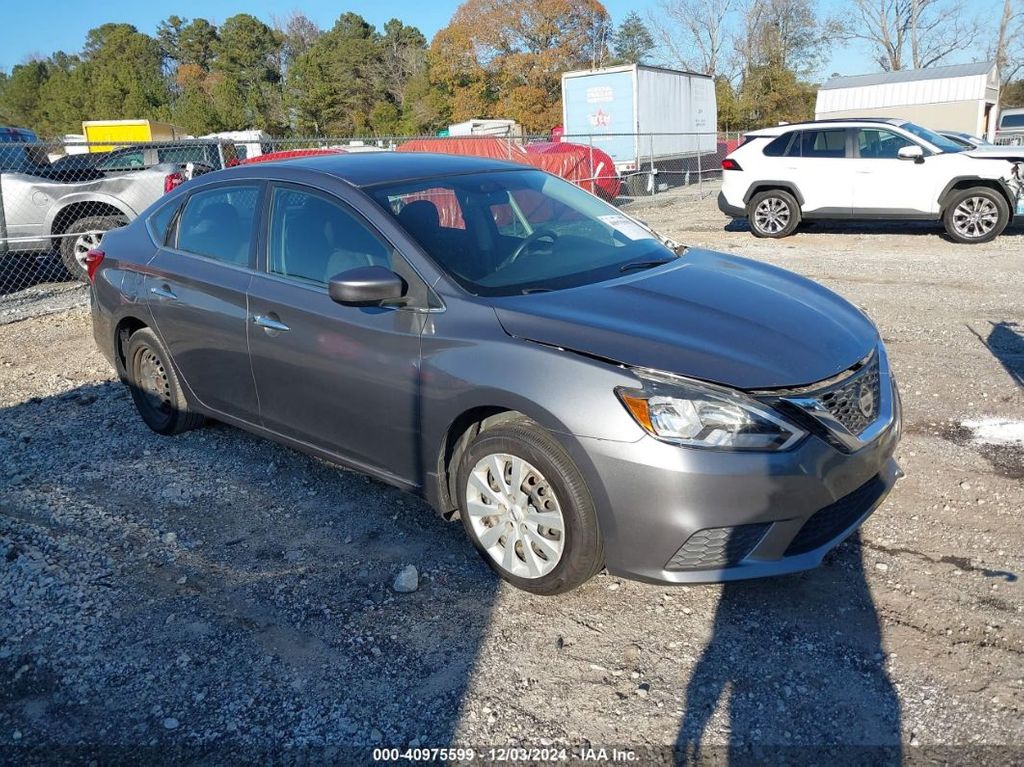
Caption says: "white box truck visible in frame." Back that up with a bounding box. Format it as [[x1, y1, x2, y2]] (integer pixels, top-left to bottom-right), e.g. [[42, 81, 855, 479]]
[[561, 64, 717, 194]]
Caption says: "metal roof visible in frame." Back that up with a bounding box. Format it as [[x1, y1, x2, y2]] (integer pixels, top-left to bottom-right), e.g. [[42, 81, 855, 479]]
[[820, 61, 995, 91]]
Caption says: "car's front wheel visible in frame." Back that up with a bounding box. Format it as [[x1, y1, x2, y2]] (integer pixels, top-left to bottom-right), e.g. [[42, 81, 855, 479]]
[[942, 187, 1010, 244], [456, 418, 603, 595], [125, 327, 205, 436], [748, 189, 801, 238]]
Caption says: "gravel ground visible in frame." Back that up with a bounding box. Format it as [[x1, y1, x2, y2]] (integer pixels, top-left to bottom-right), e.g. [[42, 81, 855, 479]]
[[1, 184, 1022, 761]]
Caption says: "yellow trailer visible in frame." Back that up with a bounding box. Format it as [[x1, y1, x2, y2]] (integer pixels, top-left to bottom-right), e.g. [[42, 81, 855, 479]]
[[81, 120, 186, 152]]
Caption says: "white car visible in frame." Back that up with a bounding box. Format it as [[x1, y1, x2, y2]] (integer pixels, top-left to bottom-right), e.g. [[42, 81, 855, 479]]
[[718, 118, 1024, 244]]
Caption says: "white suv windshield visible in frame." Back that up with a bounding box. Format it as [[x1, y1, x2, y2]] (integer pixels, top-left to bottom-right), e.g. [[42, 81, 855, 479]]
[[899, 122, 964, 153], [371, 170, 677, 296]]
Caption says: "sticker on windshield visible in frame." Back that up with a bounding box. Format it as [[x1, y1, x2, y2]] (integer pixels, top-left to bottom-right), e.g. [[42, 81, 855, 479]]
[[598, 214, 656, 241]]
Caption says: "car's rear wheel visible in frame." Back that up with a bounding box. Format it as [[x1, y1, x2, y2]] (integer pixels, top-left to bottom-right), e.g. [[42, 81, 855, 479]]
[[125, 327, 204, 435], [942, 187, 1009, 244], [748, 189, 801, 238], [456, 418, 603, 595], [59, 215, 129, 281]]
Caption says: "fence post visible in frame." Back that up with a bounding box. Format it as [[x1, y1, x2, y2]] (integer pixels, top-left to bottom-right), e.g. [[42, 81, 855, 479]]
[[588, 134, 595, 195], [0, 166, 6, 255], [649, 134, 654, 197], [697, 135, 703, 198]]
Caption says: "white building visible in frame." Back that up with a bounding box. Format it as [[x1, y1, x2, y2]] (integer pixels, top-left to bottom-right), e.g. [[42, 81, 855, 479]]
[[815, 62, 1000, 141]]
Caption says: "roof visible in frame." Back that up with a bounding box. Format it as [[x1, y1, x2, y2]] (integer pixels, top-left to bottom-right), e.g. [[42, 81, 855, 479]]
[[266, 151, 527, 187], [821, 61, 995, 91]]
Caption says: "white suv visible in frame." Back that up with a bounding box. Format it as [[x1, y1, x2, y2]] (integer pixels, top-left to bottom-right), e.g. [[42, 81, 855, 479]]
[[718, 118, 1024, 244]]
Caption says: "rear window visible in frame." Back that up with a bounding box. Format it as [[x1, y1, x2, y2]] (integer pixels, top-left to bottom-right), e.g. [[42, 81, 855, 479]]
[[175, 185, 260, 266], [763, 134, 795, 157], [1000, 113, 1024, 129], [147, 199, 182, 245], [797, 129, 846, 158]]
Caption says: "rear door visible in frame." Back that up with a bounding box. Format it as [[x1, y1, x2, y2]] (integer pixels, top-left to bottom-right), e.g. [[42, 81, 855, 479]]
[[773, 128, 854, 214], [144, 182, 263, 422], [246, 183, 428, 483]]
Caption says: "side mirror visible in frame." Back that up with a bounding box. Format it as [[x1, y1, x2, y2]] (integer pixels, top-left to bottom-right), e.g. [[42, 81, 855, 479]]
[[328, 265, 406, 306], [897, 145, 925, 162]]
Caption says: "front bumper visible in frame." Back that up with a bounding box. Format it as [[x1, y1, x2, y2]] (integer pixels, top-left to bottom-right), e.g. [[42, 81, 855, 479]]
[[562, 400, 901, 585]]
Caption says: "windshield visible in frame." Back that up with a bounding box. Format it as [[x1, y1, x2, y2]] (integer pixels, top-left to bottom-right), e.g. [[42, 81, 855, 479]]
[[371, 170, 676, 296], [900, 122, 965, 153]]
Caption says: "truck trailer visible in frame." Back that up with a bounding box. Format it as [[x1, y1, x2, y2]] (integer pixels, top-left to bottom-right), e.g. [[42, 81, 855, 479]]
[[82, 120, 187, 152], [561, 64, 717, 194]]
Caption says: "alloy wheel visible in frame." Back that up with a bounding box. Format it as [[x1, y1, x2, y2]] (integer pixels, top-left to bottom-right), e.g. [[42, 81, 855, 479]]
[[72, 230, 104, 270], [465, 453, 565, 579], [951, 197, 999, 240], [754, 197, 791, 234]]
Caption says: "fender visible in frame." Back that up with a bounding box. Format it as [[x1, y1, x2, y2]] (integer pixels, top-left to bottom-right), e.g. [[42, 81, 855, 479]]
[[44, 192, 138, 235], [937, 176, 1016, 212]]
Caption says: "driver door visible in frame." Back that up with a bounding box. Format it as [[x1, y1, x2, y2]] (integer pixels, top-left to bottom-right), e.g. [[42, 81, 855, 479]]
[[246, 183, 428, 484], [851, 128, 941, 215]]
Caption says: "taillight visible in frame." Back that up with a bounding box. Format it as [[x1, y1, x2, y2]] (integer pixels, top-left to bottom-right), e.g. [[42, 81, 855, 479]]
[[85, 249, 105, 283], [721, 158, 743, 171], [164, 171, 185, 193]]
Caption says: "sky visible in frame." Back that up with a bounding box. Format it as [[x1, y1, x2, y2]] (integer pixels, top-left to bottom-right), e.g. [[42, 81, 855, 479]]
[[0, 0, 991, 80]]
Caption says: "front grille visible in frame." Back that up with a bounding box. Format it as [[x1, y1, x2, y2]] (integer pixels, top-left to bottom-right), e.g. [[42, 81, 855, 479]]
[[814, 355, 881, 435], [666, 523, 770, 570], [785, 476, 887, 555]]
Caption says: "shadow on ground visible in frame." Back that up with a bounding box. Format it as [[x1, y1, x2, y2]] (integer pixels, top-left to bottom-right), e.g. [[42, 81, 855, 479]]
[[970, 320, 1024, 388], [0, 381, 499, 752], [676, 534, 902, 763]]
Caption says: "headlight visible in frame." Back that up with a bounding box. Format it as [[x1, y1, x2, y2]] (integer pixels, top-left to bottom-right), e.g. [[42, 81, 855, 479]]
[[616, 370, 806, 451]]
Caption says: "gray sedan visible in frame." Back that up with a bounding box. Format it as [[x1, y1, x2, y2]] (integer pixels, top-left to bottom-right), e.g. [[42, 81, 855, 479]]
[[89, 153, 902, 594]]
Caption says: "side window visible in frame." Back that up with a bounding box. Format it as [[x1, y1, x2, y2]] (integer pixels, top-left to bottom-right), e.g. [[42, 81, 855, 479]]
[[176, 185, 260, 266], [158, 146, 206, 166], [857, 129, 915, 159], [269, 186, 392, 285], [797, 129, 847, 158], [763, 133, 795, 157], [97, 148, 145, 170], [147, 199, 181, 245]]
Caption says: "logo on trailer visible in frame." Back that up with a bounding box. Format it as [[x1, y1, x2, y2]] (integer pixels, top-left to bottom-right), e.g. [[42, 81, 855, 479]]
[[589, 109, 611, 128]]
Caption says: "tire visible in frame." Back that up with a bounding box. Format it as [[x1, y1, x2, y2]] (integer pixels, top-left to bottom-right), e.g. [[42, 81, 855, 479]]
[[747, 189, 801, 238], [125, 327, 204, 436], [59, 215, 128, 281], [456, 418, 603, 595], [942, 187, 1010, 244]]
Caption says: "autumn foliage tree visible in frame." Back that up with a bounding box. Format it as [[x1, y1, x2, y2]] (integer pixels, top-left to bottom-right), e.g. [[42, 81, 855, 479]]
[[431, 0, 612, 132]]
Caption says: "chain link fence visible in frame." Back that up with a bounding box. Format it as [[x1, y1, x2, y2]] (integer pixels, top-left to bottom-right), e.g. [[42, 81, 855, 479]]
[[0, 132, 739, 318]]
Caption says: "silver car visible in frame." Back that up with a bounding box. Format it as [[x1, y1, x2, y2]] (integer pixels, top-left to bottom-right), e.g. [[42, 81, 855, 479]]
[[1, 142, 183, 279], [89, 153, 902, 594]]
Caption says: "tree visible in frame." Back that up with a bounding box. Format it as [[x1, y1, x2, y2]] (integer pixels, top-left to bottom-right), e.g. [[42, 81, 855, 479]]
[[613, 12, 655, 64], [736, 0, 835, 77], [991, 0, 1023, 89], [839, 0, 980, 71], [430, 0, 612, 132], [652, 0, 736, 75], [81, 24, 173, 123], [287, 13, 380, 135], [0, 60, 49, 129], [212, 14, 284, 131]]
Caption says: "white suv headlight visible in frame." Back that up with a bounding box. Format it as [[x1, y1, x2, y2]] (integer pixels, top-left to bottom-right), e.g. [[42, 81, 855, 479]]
[[616, 369, 806, 451]]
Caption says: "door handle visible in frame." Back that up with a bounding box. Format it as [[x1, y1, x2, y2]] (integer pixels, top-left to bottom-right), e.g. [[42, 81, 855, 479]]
[[253, 314, 290, 332], [149, 284, 177, 300]]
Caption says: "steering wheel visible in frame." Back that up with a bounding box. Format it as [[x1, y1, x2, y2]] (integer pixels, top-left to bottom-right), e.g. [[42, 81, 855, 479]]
[[499, 228, 559, 270]]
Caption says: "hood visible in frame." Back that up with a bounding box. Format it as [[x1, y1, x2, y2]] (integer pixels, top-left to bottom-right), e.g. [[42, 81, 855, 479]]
[[490, 249, 878, 390], [965, 146, 1024, 162]]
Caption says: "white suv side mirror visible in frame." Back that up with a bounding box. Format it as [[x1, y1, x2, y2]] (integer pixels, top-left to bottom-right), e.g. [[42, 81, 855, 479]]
[[897, 145, 925, 162]]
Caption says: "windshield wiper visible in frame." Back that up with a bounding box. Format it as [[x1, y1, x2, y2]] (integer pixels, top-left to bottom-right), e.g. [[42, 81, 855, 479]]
[[619, 258, 674, 272]]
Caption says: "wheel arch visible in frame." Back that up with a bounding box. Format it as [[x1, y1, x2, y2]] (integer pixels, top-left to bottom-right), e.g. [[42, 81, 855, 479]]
[[113, 315, 149, 379], [48, 198, 133, 250], [938, 177, 1015, 214], [434, 407, 532, 518], [743, 181, 805, 206]]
